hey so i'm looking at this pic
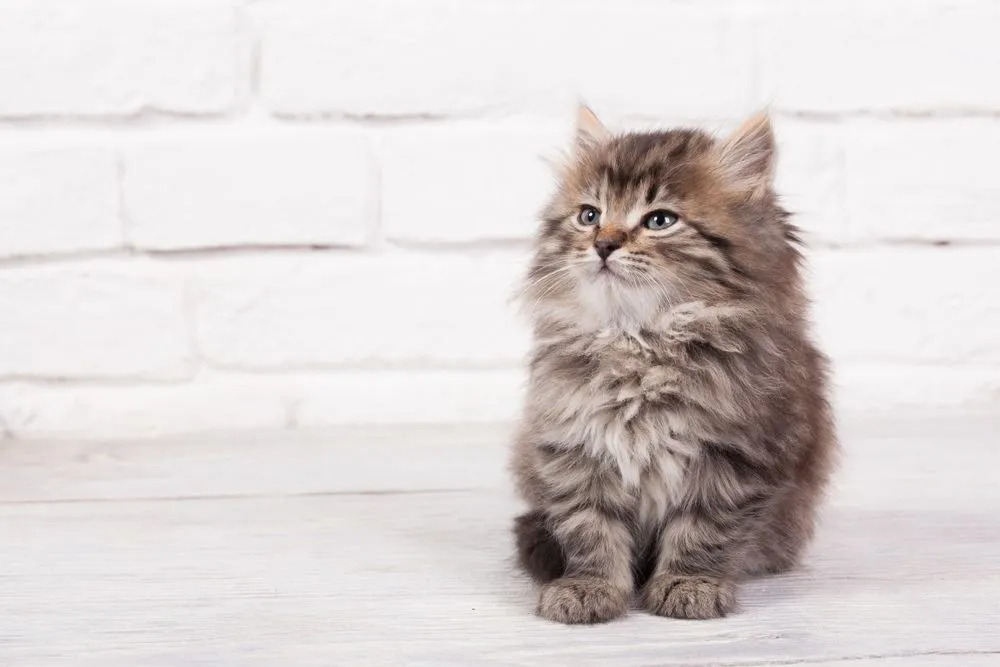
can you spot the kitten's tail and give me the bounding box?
[513,510,565,584]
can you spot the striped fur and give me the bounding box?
[511,108,837,624]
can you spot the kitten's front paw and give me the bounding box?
[643,575,735,619]
[537,576,627,624]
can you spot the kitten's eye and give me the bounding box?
[642,209,679,231]
[577,206,601,226]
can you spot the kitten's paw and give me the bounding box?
[643,575,736,619]
[537,576,627,624]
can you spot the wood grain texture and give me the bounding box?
[1,414,999,665]
[0,423,513,503]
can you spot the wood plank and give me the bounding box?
[1,492,998,665]
[802,657,1000,667]
[0,423,514,503]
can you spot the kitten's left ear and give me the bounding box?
[716,111,775,200]
[574,104,611,153]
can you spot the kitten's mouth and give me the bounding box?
[596,262,618,278]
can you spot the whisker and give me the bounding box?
[520,257,593,309]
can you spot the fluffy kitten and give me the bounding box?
[511,107,836,624]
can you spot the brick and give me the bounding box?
[258,0,756,118]
[0,368,526,439]
[810,248,1000,365]
[381,123,565,243]
[832,364,1000,415]
[191,251,530,369]
[759,4,1000,113]
[0,147,120,258]
[772,119,848,244]
[0,260,194,379]
[0,373,283,440]
[0,1,244,117]
[570,4,758,120]
[124,130,373,250]
[293,369,525,426]
[845,120,1000,242]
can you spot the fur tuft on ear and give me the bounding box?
[574,104,610,154]
[716,111,776,200]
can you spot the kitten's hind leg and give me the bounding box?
[742,481,820,576]
[513,510,565,584]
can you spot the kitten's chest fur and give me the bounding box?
[531,326,700,520]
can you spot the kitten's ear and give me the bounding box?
[716,111,775,199]
[573,104,610,153]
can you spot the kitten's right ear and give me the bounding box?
[715,111,776,200]
[573,104,610,154]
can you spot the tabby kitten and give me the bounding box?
[511,107,836,624]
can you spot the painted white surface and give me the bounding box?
[1,416,998,665]
[1,0,999,438]
[0,260,193,380]
[0,0,243,117]
[123,130,374,250]
[0,148,119,256]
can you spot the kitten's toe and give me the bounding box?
[537,576,627,624]
[643,575,735,620]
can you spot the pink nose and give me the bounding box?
[595,238,622,260]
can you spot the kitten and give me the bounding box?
[511,107,836,624]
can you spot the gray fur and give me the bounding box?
[511,110,837,624]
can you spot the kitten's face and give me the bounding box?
[526,108,791,329]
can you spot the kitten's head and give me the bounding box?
[525,106,801,329]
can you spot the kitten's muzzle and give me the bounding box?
[595,231,626,261]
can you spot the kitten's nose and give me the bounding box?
[595,233,625,260]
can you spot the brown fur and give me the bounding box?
[510,107,837,624]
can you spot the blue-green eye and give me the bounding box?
[577,206,601,226]
[642,209,679,230]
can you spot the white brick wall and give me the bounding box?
[0,147,120,257]
[0,0,246,117]
[811,248,1000,364]
[124,129,374,249]
[380,122,564,244]
[0,260,193,380]
[1,0,998,439]
[845,120,1000,242]
[191,252,527,369]
[758,2,1000,113]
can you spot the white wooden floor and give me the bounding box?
[2,415,999,666]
